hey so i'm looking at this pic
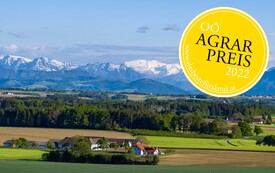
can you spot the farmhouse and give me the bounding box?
[252,118,264,124]
[29,141,47,149]
[133,143,161,155]
[144,146,161,155]
[3,140,15,148]
[58,137,77,149]
[88,136,134,150]
[227,118,243,123]
[133,143,145,155]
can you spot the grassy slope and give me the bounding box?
[0,160,274,173]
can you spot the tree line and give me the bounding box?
[0,97,273,134]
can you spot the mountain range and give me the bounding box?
[0,55,273,95]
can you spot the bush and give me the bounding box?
[46,141,56,149]
[93,154,110,164]
[62,150,73,162]
[152,155,159,165]
[263,135,275,146]
[41,153,49,161]
[128,147,134,155]
[111,155,129,164]
[47,150,62,162]
[86,153,95,163]
[44,151,158,165]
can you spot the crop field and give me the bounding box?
[125,94,149,101]
[0,148,45,160]
[160,149,275,167]
[0,127,132,144]
[146,136,275,151]
[0,160,274,173]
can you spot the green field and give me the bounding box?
[253,124,275,128]
[0,148,46,160]
[146,136,275,151]
[0,160,274,173]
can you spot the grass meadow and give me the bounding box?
[0,148,45,160]
[146,136,275,151]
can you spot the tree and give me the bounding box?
[152,155,159,165]
[266,115,272,124]
[46,141,56,149]
[208,118,228,135]
[31,141,39,148]
[254,126,263,136]
[15,138,28,148]
[238,122,253,136]
[199,122,209,134]
[208,122,219,135]
[24,141,30,149]
[231,125,242,138]
[262,135,275,146]
[97,137,109,150]
[190,115,203,132]
[111,93,128,100]
[170,116,178,131]
[123,140,130,151]
[110,143,118,150]
[73,137,91,157]
[128,147,134,155]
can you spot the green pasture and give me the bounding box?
[253,124,275,128]
[0,148,46,160]
[0,160,274,173]
[146,136,275,151]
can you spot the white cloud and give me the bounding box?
[3,44,18,53]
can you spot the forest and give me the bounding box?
[0,95,273,135]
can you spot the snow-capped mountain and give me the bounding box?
[25,57,78,71]
[0,55,77,71]
[0,54,272,94]
[0,55,182,77]
[124,59,181,77]
[80,62,143,81]
[0,55,193,92]
[0,55,32,69]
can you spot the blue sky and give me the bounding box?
[0,0,274,67]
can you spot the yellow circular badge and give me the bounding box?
[179,7,269,97]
